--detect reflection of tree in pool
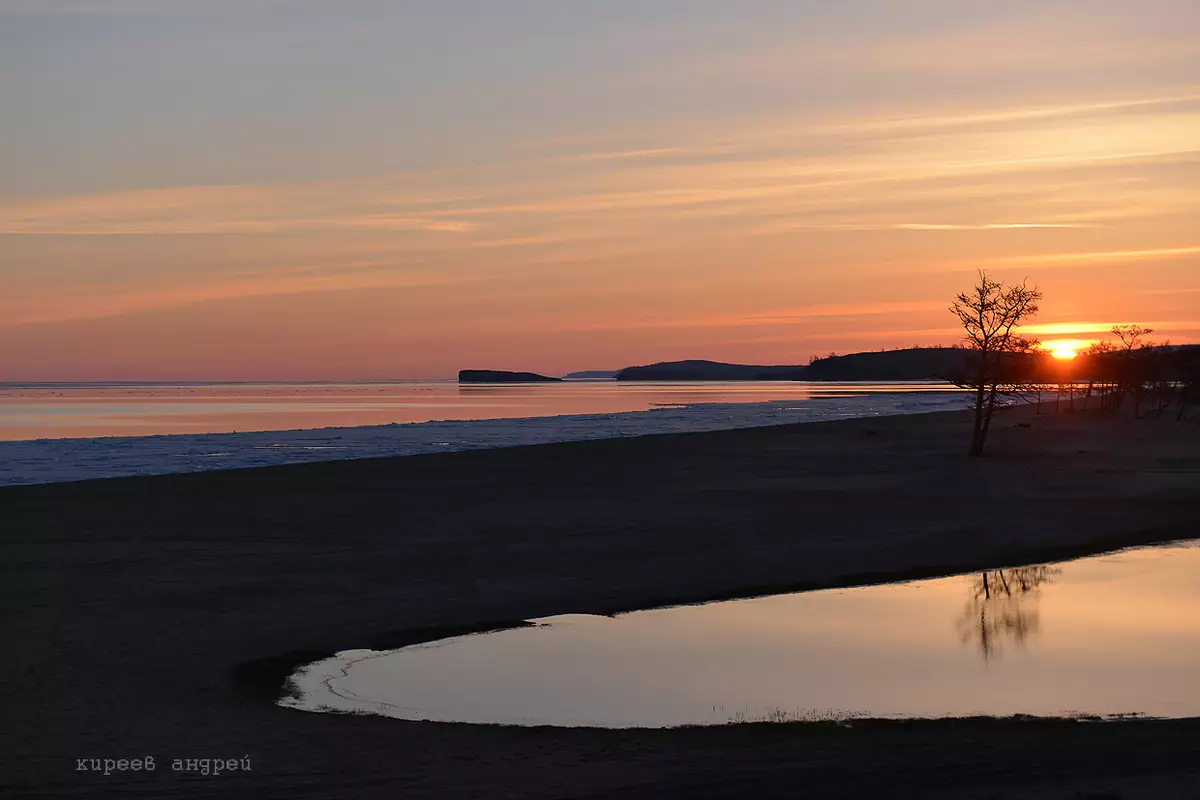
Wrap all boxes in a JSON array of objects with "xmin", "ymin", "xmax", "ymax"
[{"xmin": 957, "ymin": 566, "xmax": 1060, "ymax": 661}]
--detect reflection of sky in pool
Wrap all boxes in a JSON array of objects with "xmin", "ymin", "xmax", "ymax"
[{"xmin": 284, "ymin": 541, "xmax": 1200, "ymax": 728}]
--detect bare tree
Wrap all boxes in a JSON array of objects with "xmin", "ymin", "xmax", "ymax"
[
  {"xmin": 950, "ymin": 271, "xmax": 1043, "ymax": 457},
  {"xmin": 1109, "ymin": 324, "xmax": 1157, "ymax": 414},
  {"xmin": 1111, "ymin": 324, "xmax": 1154, "ymax": 352}
]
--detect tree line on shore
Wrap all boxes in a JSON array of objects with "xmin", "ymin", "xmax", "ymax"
[
  {"xmin": 1032, "ymin": 328, "xmax": 1199, "ymax": 420},
  {"xmin": 949, "ymin": 271, "xmax": 1198, "ymax": 457}
]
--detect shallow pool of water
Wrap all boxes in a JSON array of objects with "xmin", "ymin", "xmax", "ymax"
[{"xmin": 282, "ymin": 541, "xmax": 1200, "ymax": 728}]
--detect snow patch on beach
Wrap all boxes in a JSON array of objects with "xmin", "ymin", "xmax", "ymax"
[{"xmin": 0, "ymin": 394, "xmax": 965, "ymax": 486}]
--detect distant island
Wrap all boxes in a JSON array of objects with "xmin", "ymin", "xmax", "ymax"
[{"xmin": 458, "ymin": 370, "xmax": 562, "ymax": 383}]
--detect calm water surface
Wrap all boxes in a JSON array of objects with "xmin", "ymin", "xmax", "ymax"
[
  {"xmin": 284, "ymin": 541, "xmax": 1200, "ymax": 727},
  {"xmin": 0, "ymin": 380, "xmax": 954, "ymax": 440}
]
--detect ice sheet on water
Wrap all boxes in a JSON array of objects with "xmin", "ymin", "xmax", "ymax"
[{"xmin": 0, "ymin": 394, "xmax": 964, "ymax": 486}]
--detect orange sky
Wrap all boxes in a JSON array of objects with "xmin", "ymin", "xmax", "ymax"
[{"xmin": 2, "ymin": 2, "xmax": 1198, "ymax": 380}]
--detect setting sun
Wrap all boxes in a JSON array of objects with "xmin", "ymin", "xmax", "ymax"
[{"xmin": 1042, "ymin": 338, "xmax": 1094, "ymax": 361}]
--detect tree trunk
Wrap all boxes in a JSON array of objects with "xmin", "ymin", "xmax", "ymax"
[
  {"xmin": 968, "ymin": 352, "xmax": 989, "ymax": 456},
  {"xmin": 969, "ymin": 384, "xmax": 1001, "ymax": 457},
  {"xmin": 969, "ymin": 386, "xmax": 987, "ymax": 457},
  {"xmin": 979, "ymin": 385, "xmax": 999, "ymax": 450}
]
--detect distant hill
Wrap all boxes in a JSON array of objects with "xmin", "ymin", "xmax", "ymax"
[
  {"xmin": 805, "ymin": 348, "xmax": 971, "ymax": 381},
  {"xmin": 564, "ymin": 370, "xmax": 619, "ymax": 379},
  {"xmin": 614, "ymin": 349, "xmax": 986, "ymax": 381},
  {"xmin": 459, "ymin": 370, "xmax": 561, "ymax": 383},
  {"xmin": 616, "ymin": 360, "xmax": 808, "ymax": 381}
]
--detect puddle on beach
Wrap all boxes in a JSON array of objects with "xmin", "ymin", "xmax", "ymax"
[{"xmin": 282, "ymin": 541, "xmax": 1200, "ymax": 728}]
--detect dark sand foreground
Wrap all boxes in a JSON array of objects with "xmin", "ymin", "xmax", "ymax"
[{"xmin": 3, "ymin": 406, "xmax": 1199, "ymax": 798}]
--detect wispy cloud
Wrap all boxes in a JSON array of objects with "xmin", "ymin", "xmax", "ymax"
[
  {"xmin": 891, "ymin": 223, "xmax": 1096, "ymax": 231},
  {"xmin": 566, "ymin": 146, "xmax": 733, "ymax": 163},
  {"xmin": 4, "ymin": 268, "xmax": 462, "ymax": 327},
  {"xmin": 1024, "ymin": 321, "xmax": 1169, "ymax": 336},
  {"xmin": 553, "ymin": 301, "xmax": 948, "ymax": 333},
  {"xmin": 990, "ymin": 246, "xmax": 1200, "ymax": 267},
  {"xmin": 806, "ymin": 92, "xmax": 1200, "ymax": 138},
  {"xmin": 0, "ymin": 184, "xmax": 480, "ymax": 236},
  {"xmin": 1140, "ymin": 287, "xmax": 1200, "ymax": 295},
  {"xmin": 738, "ymin": 300, "xmax": 944, "ymax": 324},
  {"xmin": 756, "ymin": 221, "xmax": 1099, "ymax": 233}
]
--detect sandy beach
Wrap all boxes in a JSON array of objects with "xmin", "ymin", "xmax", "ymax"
[{"xmin": 3, "ymin": 406, "xmax": 1199, "ymax": 798}]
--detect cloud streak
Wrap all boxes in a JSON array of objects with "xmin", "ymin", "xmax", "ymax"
[
  {"xmin": 990, "ymin": 246, "xmax": 1200, "ymax": 267},
  {"xmin": 4, "ymin": 268, "xmax": 464, "ymax": 327},
  {"xmin": 0, "ymin": 185, "xmax": 480, "ymax": 236}
]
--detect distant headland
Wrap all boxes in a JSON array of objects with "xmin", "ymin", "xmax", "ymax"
[
  {"xmin": 615, "ymin": 360, "xmax": 806, "ymax": 381},
  {"xmin": 458, "ymin": 369, "xmax": 562, "ymax": 383}
]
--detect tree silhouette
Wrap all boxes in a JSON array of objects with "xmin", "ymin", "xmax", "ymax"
[
  {"xmin": 1111, "ymin": 324, "xmax": 1154, "ymax": 352},
  {"xmin": 1107, "ymin": 325, "xmax": 1158, "ymax": 414},
  {"xmin": 950, "ymin": 271, "xmax": 1043, "ymax": 456}
]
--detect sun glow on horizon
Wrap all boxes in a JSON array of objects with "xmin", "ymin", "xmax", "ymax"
[{"xmin": 1042, "ymin": 338, "xmax": 1095, "ymax": 361}]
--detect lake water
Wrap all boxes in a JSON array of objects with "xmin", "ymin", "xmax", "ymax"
[
  {"xmin": 0, "ymin": 380, "xmax": 955, "ymax": 441},
  {"xmin": 282, "ymin": 541, "xmax": 1200, "ymax": 727},
  {"xmin": 0, "ymin": 381, "xmax": 966, "ymax": 485}
]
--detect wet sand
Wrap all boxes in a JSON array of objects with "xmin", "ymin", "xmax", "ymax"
[{"xmin": 3, "ymin": 406, "xmax": 1199, "ymax": 798}]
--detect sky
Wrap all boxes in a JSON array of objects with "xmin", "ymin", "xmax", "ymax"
[{"xmin": 2, "ymin": 0, "xmax": 1199, "ymax": 380}]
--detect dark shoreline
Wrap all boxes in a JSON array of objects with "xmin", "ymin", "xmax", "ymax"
[{"xmin": 4, "ymin": 406, "xmax": 1199, "ymax": 798}]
